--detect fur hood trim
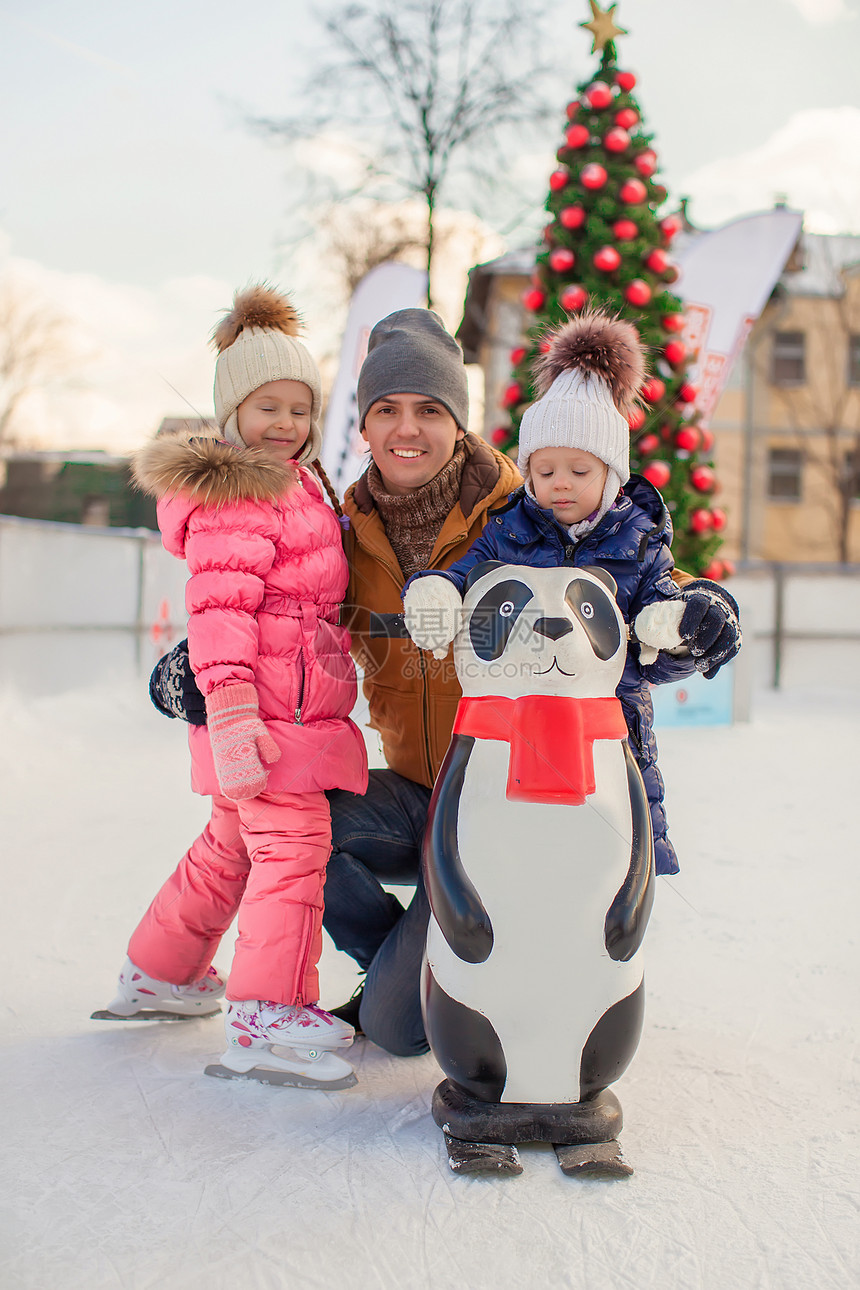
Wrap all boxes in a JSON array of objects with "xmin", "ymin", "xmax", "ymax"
[
  {"xmin": 535, "ymin": 308, "xmax": 645, "ymax": 417},
  {"xmin": 132, "ymin": 432, "xmax": 297, "ymax": 506}
]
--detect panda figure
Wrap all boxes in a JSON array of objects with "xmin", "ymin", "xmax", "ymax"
[{"xmin": 421, "ymin": 561, "xmax": 655, "ymax": 1178}]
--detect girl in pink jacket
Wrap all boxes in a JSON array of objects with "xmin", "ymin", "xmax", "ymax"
[{"xmin": 96, "ymin": 286, "xmax": 368, "ymax": 1091}]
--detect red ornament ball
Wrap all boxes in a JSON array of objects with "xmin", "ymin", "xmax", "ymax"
[
  {"xmin": 661, "ymin": 313, "xmax": 685, "ymax": 333},
  {"xmin": 586, "ymin": 81, "xmax": 613, "ymax": 110},
  {"xmin": 559, "ymin": 204, "xmax": 586, "ymax": 229},
  {"xmin": 542, "ymin": 222, "xmax": 556, "ymax": 244},
  {"xmin": 699, "ymin": 428, "xmax": 715, "ymax": 453},
  {"xmin": 538, "ymin": 338, "xmax": 553, "ymax": 354},
  {"xmin": 678, "ymin": 382, "xmax": 698, "ymax": 404},
  {"xmin": 660, "ymin": 215, "xmax": 682, "ymax": 242},
  {"xmin": 721, "ymin": 559, "xmax": 736, "ymax": 577},
  {"xmin": 637, "ymin": 432, "xmax": 659, "ymax": 455},
  {"xmin": 664, "ymin": 340, "xmax": 687, "ymax": 366},
  {"xmin": 641, "ymin": 377, "xmax": 666, "ymax": 403},
  {"xmin": 702, "ymin": 559, "xmax": 725, "ymax": 581},
  {"xmin": 643, "ymin": 460, "xmax": 671, "ymax": 489},
  {"xmin": 509, "ymin": 346, "xmax": 527, "ymax": 366},
  {"xmin": 634, "ymin": 149, "xmax": 658, "ymax": 177},
  {"xmin": 675, "ymin": 426, "xmax": 700, "ymax": 452},
  {"xmin": 501, "ymin": 382, "xmax": 523, "ymax": 409},
  {"xmin": 580, "ymin": 163, "xmax": 608, "ymax": 190},
  {"xmin": 565, "ymin": 123, "xmax": 590, "ymax": 149},
  {"xmin": 490, "ymin": 427, "xmax": 509, "ymax": 446},
  {"xmin": 690, "ymin": 508, "xmax": 713, "ymax": 534},
  {"xmin": 615, "ymin": 70, "xmax": 637, "ymax": 91},
  {"xmin": 549, "ymin": 167, "xmax": 570, "ymax": 192},
  {"xmin": 593, "ymin": 245, "xmax": 621, "ymax": 272},
  {"xmin": 560, "ymin": 284, "xmax": 588, "ymax": 312},
  {"xmin": 614, "ymin": 107, "xmax": 639, "ymax": 130},
  {"xmin": 521, "ymin": 288, "xmax": 546, "ymax": 312},
  {"xmin": 566, "ymin": 100, "xmax": 581, "ymax": 121},
  {"xmin": 664, "ymin": 265, "xmax": 681, "ymax": 284},
  {"xmin": 620, "ymin": 177, "xmax": 647, "ymax": 205},
  {"xmin": 613, "ymin": 218, "xmax": 638, "ymax": 241},
  {"xmin": 710, "ymin": 507, "xmax": 727, "ymax": 532},
  {"xmin": 624, "ymin": 279, "xmax": 652, "ymax": 307},
  {"xmin": 660, "ymin": 424, "xmax": 673, "ymax": 442},
  {"xmin": 627, "ymin": 407, "xmax": 646, "ymax": 432},
  {"xmin": 690, "ymin": 465, "xmax": 716, "ymax": 492},
  {"xmin": 645, "ymin": 248, "xmax": 669, "ymax": 273},
  {"xmin": 603, "ymin": 127, "xmax": 630, "ymax": 153},
  {"xmin": 652, "ymin": 184, "xmax": 668, "ymax": 203},
  {"xmin": 549, "ymin": 247, "xmax": 576, "ymax": 273}
]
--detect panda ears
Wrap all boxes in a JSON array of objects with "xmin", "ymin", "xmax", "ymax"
[
  {"xmin": 581, "ymin": 566, "xmax": 618, "ymax": 598},
  {"xmin": 463, "ymin": 561, "xmax": 507, "ymax": 595}
]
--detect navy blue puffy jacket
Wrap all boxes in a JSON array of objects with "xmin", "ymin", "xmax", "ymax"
[{"xmin": 406, "ymin": 475, "xmax": 696, "ymax": 875}]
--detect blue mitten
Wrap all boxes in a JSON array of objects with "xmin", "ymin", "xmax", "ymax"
[
  {"xmin": 149, "ymin": 638, "xmax": 207, "ymax": 725},
  {"xmin": 677, "ymin": 580, "xmax": 742, "ymax": 679}
]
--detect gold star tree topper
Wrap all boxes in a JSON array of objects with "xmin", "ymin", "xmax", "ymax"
[{"xmin": 580, "ymin": 0, "xmax": 627, "ymax": 53}]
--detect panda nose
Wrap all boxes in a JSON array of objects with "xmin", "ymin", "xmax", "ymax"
[{"xmin": 533, "ymin": 616, "xmax": 573, "ymax": 641}]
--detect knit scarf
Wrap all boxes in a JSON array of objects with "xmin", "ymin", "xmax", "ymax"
[{"xmin": 367, "ymin": 440, "xmax": 467, "ymax": 579}]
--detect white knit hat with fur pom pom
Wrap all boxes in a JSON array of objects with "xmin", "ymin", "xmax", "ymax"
[
  {"xmin": 212, "ymin": 284, "xmax": 323, "ymax": 465},
  {"xmin": 517, "ymin": 310, "xmax": 645, "ymax": 504}
]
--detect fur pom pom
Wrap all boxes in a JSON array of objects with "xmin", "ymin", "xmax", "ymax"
[
  {"xmin": 534, "ymin": 309, "xmax": 646, "ymax": 417},
  {"xmin": 212, "ymin": 284, "xmax": 302, "ymax": 354}
]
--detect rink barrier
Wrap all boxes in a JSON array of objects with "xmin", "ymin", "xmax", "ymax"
[{"xmin": 1, "ymin": 516, "xmax": 858, "ymax": 690}]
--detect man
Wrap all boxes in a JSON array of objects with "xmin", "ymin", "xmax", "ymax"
[{"xmin": 152, "ymin": 307, "xmax": 741, "ymax": 1059}]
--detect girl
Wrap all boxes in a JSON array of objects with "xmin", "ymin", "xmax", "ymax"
[
  {"xmin": 96, "ymin": 286, "xmax": 368, "ymax": 1090},
  {"xmin": 402, "ymin": 309, "xmax": 740, "ymax": 877}
]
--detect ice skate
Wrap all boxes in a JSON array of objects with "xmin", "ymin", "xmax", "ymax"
[
  {"xmin": 204, "ymin": 1000, "xmax": 357, "ymax": 1089},
  {"xmin": 91, "ymin": 957, "xmax": 225, "ymax": 1021}
]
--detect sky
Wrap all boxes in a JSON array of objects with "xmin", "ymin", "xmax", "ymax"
[{"xmin": 1, "ymin": 0, "xmax": 859, "ymax": 452}]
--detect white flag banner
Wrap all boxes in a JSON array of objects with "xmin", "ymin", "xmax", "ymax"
[
  {"xmin": 674, "ymin": 209, "xmax": 804, "ymax": 424},
  {"xmin": 321, "ymin": 262, "xmax": 428, "ymax": 494}
]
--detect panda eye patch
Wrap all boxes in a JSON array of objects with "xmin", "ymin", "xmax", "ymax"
[
  {"xmin": 470, "ymin": 579, "xmax": 533, "ymax": 661},
  {"xmin": 565, "ymin": 579, "xmax": 621, "ymax": 661}
]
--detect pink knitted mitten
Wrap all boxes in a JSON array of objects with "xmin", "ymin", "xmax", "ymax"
[{"xmin": 205, "ymin": 683, "xmax": 281, "ymax": 800}]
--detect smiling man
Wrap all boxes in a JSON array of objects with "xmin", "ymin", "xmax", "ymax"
[{"xmin": 323, "ymin": 309, "xmax": 520, "ymax": 1055}]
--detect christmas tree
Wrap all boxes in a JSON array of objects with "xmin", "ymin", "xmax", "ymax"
[{"xmin": 491, "ymin": 0, "xmax": 728, "ymax": 577}]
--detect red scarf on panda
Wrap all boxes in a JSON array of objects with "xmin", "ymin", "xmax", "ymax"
[{"xmin": 452, "ymin": 694, "xmax": 627, "ymax": 805}]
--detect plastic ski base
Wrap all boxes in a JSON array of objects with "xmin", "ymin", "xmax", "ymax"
[
  {"xmin": 203, "ymin": 1062, "xmax": 357, "ymax": 1091},
  {"xmin": 91, "ymin": 1008, "xmax": 220, "ymax": 1023},
  {"xmin": 553, "ymin": 1140, "xmax": 633, "ymax": 1178},
  {"xmin": 443, "ymin": 1130, "xmax": 523, "ymax": 1176}
]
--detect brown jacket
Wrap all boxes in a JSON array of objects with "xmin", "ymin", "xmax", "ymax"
[{"xmin": 343, "ymin": 433, "xmax": 521, "ymax": 788}]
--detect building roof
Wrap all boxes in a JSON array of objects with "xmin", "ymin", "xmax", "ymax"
[{"xmin": 456, "ymin": 222, "xmax": 860, "ymax": 361}]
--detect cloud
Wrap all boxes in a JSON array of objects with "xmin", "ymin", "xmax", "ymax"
[
  {"xmin": 785, "ymin": 0, "xmax": 855, "ymax": 23},
  {"xmin": 1, "ymin": 242, "xmax": 230, "ymax": 452},
  {"xmin": 679, "ymin": 107, "xmax": 860, "ymax": 235}
]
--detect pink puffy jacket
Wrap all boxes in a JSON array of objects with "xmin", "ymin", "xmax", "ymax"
[{"xmin": 133, "ymin": 433, "xmax": 368, "ymax": 799}]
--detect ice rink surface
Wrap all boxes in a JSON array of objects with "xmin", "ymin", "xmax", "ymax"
[{"xmin": 1, "ymin": 635, "xmax": 857, "ymax": 1290}]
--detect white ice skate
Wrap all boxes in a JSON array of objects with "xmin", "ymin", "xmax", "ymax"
[
  {"xmin": 204, "ymin": 1000, "xmax": 357, "ymax": 1090},
  {"xmin": 91, "ymin": 957, "xmax": 226, "ymax": 1022}
]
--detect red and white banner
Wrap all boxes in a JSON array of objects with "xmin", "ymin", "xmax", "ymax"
[
  {"xmin": 674, "ymin": 208, "xmax": 804, "ymax": 424},
  {"xmin": 321, "ymin": 262, "xmax": 428, "ymax": 494}
]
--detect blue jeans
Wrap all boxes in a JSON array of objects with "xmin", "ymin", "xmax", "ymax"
[{"xmin": 324, "ymin": 770, "xmax": 431, "ymax": 1057}]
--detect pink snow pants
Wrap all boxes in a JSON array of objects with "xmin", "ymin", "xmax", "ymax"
[{"xmin": 127, "ymin": 790, "xmax": 331, "ymax": 1006}]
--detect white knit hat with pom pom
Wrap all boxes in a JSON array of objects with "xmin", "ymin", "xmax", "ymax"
[
  {"xmin": 517, "ymin": 309, "xmax": 646, "ymax": 505},
  {"xmin": 212, "ymin": 284, "xmax": 323, "ymax": 465}
]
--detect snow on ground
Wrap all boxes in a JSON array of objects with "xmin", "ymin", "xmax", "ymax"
[{"xmin": 0, "ymin": 634, "xmax": 858, "ymax": 1290}]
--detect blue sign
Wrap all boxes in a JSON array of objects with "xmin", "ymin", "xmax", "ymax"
[{"xmin": 650, "ymin": 661, "xmax": 735, "ymax": 728}]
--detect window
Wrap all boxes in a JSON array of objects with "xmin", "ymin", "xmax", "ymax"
[
  {"xmin": 848, "ymin": 335, "xmax": 860, "ymax": 388},
  {"xmin": 771, "ymin": 331, "xmax": 805, "ymax": 385},
  {"xmin": 844, "ymin": 449, "xmax": 860, "ymax": 501},
  {"xmin": 767, "ymin": 448, "xmax": 803, "ymax": 501}
]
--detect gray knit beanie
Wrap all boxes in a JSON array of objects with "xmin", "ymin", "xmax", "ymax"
[
  {"xmin": 212, "ymin": 285, "xmax": 323, "ymax": 465},
  {"xmin": 517, "ymin": 310, "xmax": 646, "ymax": 507},
  {"xmin": 357, "ymin": 309, "xmax": 469, "ymax": 430}
]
